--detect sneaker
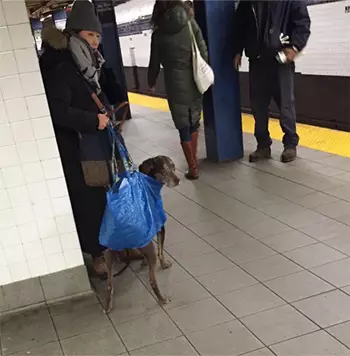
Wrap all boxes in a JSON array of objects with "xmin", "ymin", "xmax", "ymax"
[
  {"xmin": 249, "ymin": 147, "xmax": 271, "ymax": 163},
  {"xmin": 281, "ymin": 147, "xmax": 297, "ymax": 163}
]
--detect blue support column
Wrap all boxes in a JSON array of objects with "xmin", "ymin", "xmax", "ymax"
[{"xmin": 194, "ymin": 0, "xmax": 243, "ymax": 162}]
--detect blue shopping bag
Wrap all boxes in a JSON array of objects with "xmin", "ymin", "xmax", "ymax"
[{"xmin": 99, "ymin": 129, "xmax": 166, "ymax": 251}]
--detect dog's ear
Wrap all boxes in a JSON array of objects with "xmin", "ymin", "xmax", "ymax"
[{"xmin": 139, "ymin": 158, "xmax": 156, "ymax": 175}]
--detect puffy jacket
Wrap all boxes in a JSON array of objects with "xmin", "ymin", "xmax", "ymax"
[
  {"xmin": 233, "ymin": 0, "xmax": 311, "ymax": 59},
  {"xmin": 148, "ymin": 4, "xmax": 208, "ymax": 130}
]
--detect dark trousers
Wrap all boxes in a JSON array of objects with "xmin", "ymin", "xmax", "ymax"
[
  {"xmin": 249, "ymin": 58, "xmax": 299, "ymax": 148},
  {"xmin": 178, "ymin": 109, "xmax": 200, "ymax": 142}
]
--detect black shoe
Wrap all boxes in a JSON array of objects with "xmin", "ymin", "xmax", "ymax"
[
  {"xmin": 281, "ymin": 147, "xmax": 297, "ymax": 163},
  {"xmin": 249, "ymin": 147, "xmax": 271, "ymax": 163}
]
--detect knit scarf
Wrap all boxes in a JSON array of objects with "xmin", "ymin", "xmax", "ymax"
[{"xmin": 68, "ymin": 34, "xmax": 105, "ymax": 94}]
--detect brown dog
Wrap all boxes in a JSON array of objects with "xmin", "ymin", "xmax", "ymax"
[{"xmin": 103, "ymin": 156, "xmax": 180, "ymax": 313}]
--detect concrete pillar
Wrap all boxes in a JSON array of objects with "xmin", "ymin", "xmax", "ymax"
[{"xmin": 194, "ymin": 0, "xmax": 243, "ymax": 162}]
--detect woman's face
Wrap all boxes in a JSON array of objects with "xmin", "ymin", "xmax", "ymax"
[{"xmin": 79, "ymin": 30, "xmax": 101, "ymax": 50}]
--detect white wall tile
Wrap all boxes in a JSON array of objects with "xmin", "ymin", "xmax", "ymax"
[
  {"xmin": 9, "ymin": 262, "xmax": 31, "ymax": 283},
  {"xmin": 0, "ymin": 189, "xmax": 10, "ymax": 210},
  {"xmin": 56, "ymin": 214, "xmax": 76, "ymax": 235},
  {"xmin": 11, "ymin": 121, "xmax": 34, "ymax": 143},
  {"xmin": 0, "ymin": 145, "xmax": 19, "ymax": 168},
  {"xmin": 64, "ymin": 249, "xmax": 84, "ymax": 269},
  {"xmin": 8, "ymin": 23, "xmax": 33, "ymax": 50},
  {"xmin": 31, "ymin": 117, "xmax": 55, "ymax": 140},
  {"xmin": 16, "ymin": 141, "xmax": 40, "ymax": 163},
  {"xmin": 0, "ymin": 75, "xmax": 23, "ymax": 100},
  {"xmin": 13, "ymin": 204, "xmax": 34, "ymax": 226},
  {"xmin": 28, "ymin": 257, "xmax": 49, "ymax": 278},
  {"xmin": 23, "ymin": 240, "xmax": 44, "ymax": 260},
  {"xmin": 36, "ymin": 137, "xmax": 59, "ymax": 161},
  {"xmin": 0, "ymin": 247, "xmax": 5, "ymax": 265},
  {"xmin": 0, "ymin": 51, "xmax": 17, "ymax": 77},
  {"xmin": 19, "ymin": 222, "xmax": 39, "ymax": 244},
  {"xmin": 52, "ymin": 196, "xmax": 72, "ymax": 217},
  {"xmin": 4, "ymin": 97, "xmax": 29, "ymax": 122},
  {"xmin": 2, "ymin": 165, "xmax": 24, "ymax": 188},
  {"xmin": 0, "ymin": 0, "xmax": 85, "ymax": 285},
  {"xmin": 0, "ymin": 101, "xmax": 8, "ymax": 125},
  {"xmin": 42, "ymin": 236, "xmax": 62, "ymax": 256},
  {"xmin": 8, "ymin": 185, "xmax": 29, "ymax": 207},
  {"xmin": 0, "ymin": 1, "xmax": 6, "ymax": 27},
  {"xmin": 0, "ymin": 226, "xmax": 20, "ymax": 248},
  {"xmin": 46, "ymin": 253, "xmax": 66, "ymax": 274},
  {"xmin": 4, "ymin": 244, "xmax": 25, "ymax": 265},
  {"xmin": 2, "ymin": 0, "xmax": 29, "ymax": 25},
  {"xmin": 47, "ymin": 178, "xmax": 68, "ymax": 199},
  {"xmin": 0, "ymin": 26, "xmax": 12, "ymax": 52},
  {"xmin": 0, "ymin": 265, "xmax": 11, "ymax": 285},
  {"xmin": 14, "ymin": 48, "xmax": 40, "ymax": 73},
  {"xmin": 27, "ymin": 181, "xmax": 49, "ymax": 203},
  {"xmin": 37, "ymin": 218, "xmax": 58, "ymax": 240},
  {"xmin": 0, "ymin": 208, "xmax": 15, "ymax": 229},
  {"xmin": 0, "ymin": 124, "xmax": 14, "ymax": 146},
  {"xmin": 20, "ymin": 72, "xmax": 45, "ymax": 97},
  {"xmin": 33, "ymin": 199, "xmax": 54, "ymax": 220},
  {"xmin": 22, "ymin": 162, "xmax": 45, "ymax": 183},
  {"xmin": 41, "ymin": 158, "xmax": 64, "ymax": 180},
  {"xmin": 25, "ymin": 95, "xmax": 50, "ymax": 119},
  {"xmin": 60, "ymin": 232, "xmax": 80, "ymax": 251}
]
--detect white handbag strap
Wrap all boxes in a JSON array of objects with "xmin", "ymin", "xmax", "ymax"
[{"xmin": 188, "ymin": 21, "xmax": 199, "ymax": 55}]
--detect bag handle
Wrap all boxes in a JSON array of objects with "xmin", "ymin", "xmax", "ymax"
[
  {"xmin": 188, "ymin": 21, "xmax": 199, "ymax": 57},
  {"xmin": 90, "ymin": 92, "xmax": 129, "ymax": 130},
  {"xmin": 108, "ymin": 126, "xmax": 134, "ymax": 181}
]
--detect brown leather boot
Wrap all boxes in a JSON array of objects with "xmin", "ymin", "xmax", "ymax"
[
  {"xmin": 191, "ymin": 131, "xmax": 199, "ymax": 162},
  {"xmin": 181, "ymin": 142, "xmax": 199, "ymax": 180}
]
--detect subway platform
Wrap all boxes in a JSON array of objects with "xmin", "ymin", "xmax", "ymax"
[{"xmin": 2, "ymin": 103, "xmax": 350, "ymax": 356}]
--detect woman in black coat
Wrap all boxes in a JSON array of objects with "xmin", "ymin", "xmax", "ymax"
[{"xmin": 39, "ymin": 1, "xmax": 123, "ymax": 274}]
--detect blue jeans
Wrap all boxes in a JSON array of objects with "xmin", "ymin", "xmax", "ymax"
[
  {"xmin": 178, "ymin": 124, "xmax": 199, "ymax": 142},
  {"xmin": 178, "ymin": 109, "xmax": 200, "ymax": 142}
]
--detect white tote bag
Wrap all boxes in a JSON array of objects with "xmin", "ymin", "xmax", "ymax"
[{"xmin": 188, "ymin": 21, "xmax": 214, "ymax": 94}]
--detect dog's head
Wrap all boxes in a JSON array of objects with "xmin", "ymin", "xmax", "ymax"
[{"xmin": 139, "ymin": 156, "xmax": 180, "ymax": 188}]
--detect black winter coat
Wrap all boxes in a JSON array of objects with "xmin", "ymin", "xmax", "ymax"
[
  {"xmin": 39, "ymin": 28, "xmax": 124, "ymax": 258},
  {"xmin": 148, "ymin": 4, "xmax": 208, "ymax": 130},
  {"xmin": 233, "ymin": 0, "xmax": 311, "ymax": 59}
]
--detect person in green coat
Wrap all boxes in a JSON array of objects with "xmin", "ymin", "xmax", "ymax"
[{"xmin": 148, "ymin": 0, "xmax": 208, "ymax": 180}]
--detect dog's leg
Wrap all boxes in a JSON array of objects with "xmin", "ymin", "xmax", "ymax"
[
  {"xmin": 157, "ymin": 226, "xmax": 172, "ymax": 270},
  {"xmin": 141, "ymin": 241, "xmax": 171, "ymax": 305},
  {"xmin": 103, "ymin": 249, "xmax": 117, "ymax": 314}
]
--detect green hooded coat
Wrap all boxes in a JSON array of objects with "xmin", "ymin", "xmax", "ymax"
[{"xmin": 148, "ymin": 4, "xmax": 208, "ymax": 131}]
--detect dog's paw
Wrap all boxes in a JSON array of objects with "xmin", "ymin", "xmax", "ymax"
[
  {"xmin": 160, "ymin": 260, "xmax": 172, "ymax": 270},
  {"xmin": 160, "ymin": 296, "xmax": 171, "ymax": 305}
]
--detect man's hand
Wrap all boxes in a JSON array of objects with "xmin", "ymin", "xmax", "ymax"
[
  {"xmin": 283, "ymin": 48, "xmax": 297, "ymax": 62},
  {"xmin": 234, "ymin": 54, "xmax": 242, "ymax": 70}
]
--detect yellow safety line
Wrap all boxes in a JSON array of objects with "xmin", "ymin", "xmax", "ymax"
[{"xmin": 128, "ymin": 92, "xmax": 350, "ymax": 158}]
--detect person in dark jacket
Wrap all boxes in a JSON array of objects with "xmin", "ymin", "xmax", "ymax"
[
  {"xmin": 233, "ymin": 0, "xmax": 311, "ymax": 163},
  {"xmin": 39, "ymin": 0, "xmax": 123, "ymax": 275},
  {"xmin": 148, "ymin": 0, "xmax": 208, "ymax": 180}
]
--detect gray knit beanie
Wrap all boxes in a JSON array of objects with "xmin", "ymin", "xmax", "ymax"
[{"xmin": 65, "ymin": 0, "xmax": 102, "ymax": 35}]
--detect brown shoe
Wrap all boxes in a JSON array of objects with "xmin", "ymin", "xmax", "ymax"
[
  {"xmin": 281, "ymin": 147, "xmax": 297, "ymax": 163},
  {"xmin": 249, "ymin": 147, "xmax": 272, "ymax": 163},
  {"xmin": 181, "ymin": 141, "xmax": 199, "ymax": 180}
]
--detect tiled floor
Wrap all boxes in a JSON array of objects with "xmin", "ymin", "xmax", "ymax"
[{"xmin": 2, "ymin": 104, "xmax": 350, "ymax": 355}]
